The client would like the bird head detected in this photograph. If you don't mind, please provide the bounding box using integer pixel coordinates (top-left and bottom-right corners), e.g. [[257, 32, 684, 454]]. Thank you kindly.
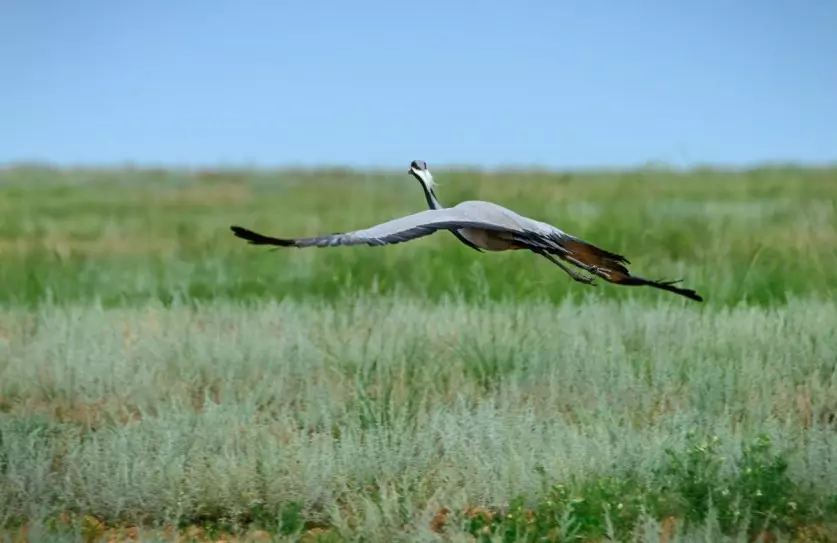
[[408, 159, 436, 190]]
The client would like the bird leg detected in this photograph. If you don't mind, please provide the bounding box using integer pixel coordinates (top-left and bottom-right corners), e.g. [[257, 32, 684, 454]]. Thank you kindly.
[[527, 240, 614, 282], [558, 254, 614, 281], [535, 250, 597, 285]]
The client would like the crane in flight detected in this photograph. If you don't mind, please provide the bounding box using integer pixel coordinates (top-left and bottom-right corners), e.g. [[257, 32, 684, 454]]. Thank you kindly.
[[230, 160, 703, 302]]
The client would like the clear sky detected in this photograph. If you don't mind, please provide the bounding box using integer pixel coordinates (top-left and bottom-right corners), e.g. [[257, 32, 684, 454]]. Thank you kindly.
[[2, 0, 836, 169]]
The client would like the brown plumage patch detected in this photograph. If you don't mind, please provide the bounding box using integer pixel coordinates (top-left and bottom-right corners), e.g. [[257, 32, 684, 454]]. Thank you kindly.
[[599, 268, 632, 284], [561, 239, 631, 276], [561, 244, 703, 301]]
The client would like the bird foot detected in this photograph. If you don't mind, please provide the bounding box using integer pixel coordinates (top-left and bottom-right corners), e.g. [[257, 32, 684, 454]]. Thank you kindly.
[[588, 265, 611, 280], [572, 273, 597, 286]]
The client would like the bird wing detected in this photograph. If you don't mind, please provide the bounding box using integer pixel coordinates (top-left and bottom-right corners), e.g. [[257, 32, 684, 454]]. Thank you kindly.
[[230, 208, 525, 248]]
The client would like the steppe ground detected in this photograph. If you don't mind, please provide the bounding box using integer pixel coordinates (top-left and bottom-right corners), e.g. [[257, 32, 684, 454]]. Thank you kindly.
[[1, 164, 836, 542]]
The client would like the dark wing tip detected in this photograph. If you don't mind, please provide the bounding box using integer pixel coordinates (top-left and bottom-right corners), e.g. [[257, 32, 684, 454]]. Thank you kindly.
[[230, 225, 295, 246]]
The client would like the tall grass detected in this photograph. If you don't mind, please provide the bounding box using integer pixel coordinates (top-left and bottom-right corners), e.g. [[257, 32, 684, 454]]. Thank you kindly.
[[1, 164, 836, 541], [2, 297, 837, 540]]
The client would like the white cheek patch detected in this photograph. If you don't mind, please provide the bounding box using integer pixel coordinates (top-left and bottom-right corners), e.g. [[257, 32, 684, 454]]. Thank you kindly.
[[419, 171, 436, 190]]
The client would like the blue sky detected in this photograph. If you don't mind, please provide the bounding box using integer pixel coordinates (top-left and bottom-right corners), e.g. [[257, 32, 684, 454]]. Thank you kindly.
[[2, 0, 836, 169]]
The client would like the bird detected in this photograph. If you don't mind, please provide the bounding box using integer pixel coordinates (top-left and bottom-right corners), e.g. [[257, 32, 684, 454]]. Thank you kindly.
[[230, 160, 703, 302]]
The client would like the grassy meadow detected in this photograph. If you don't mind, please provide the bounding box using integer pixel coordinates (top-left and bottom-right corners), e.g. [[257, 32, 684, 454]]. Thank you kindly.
[[1, 164, 836, 542]]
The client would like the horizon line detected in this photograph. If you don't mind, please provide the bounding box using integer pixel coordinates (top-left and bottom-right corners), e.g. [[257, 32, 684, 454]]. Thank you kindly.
[[3, 158, 837, 175]]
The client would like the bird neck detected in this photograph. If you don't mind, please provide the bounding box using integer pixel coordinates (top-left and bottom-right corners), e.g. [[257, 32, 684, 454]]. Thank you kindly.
[[421, 183, 444, 210]]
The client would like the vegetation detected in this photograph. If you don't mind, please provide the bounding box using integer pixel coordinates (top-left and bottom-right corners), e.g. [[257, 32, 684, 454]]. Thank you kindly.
[[0, 164, 835, 307], [1, 164, 836, 541]]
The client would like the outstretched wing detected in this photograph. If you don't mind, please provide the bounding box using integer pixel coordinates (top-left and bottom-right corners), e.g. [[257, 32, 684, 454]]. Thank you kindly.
[[230, 208, 523, 249]]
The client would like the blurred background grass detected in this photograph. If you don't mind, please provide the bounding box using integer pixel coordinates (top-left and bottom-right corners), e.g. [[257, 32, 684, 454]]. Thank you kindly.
[[0, 164, 835, 307]]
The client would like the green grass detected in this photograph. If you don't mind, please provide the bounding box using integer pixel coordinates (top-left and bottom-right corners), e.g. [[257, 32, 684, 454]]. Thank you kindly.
[[1, 164, 836, 541], [0, 164, 835, 307]]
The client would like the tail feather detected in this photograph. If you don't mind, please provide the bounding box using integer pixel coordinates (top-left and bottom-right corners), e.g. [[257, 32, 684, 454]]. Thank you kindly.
[[548, 237, 703, 302], [230, 225, 294, 246], [557, 238, 632, 274]]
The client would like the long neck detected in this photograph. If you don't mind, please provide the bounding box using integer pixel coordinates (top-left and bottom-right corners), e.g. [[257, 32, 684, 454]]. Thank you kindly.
[[417, 172, 483, 252], [420, 181, 444, 210]]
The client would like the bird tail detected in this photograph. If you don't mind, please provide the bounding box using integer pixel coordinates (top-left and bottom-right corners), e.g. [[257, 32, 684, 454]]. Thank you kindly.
[[547, 237, 704, 302], [553, 237, 632, 274], [230, 225, 294, 246]]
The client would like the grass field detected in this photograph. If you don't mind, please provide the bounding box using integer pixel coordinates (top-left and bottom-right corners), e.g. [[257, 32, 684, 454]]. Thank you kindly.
[[1, 164, 836, 542]]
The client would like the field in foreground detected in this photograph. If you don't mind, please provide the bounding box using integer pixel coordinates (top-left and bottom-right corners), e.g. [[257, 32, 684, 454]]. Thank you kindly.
[[1, 165, 836, 541], [2, 298, 837, 542]]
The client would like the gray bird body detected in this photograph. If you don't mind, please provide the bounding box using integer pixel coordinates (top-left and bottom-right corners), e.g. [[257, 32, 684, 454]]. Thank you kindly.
[[230, 201, 562, 250], [230, 160, 704, 302], [448, 201, 560, 251]]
